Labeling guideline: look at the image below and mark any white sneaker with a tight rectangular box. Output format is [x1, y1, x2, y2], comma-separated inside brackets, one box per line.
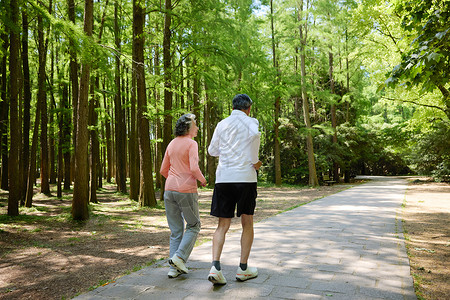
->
[169, 256, 188, 274]
[168, 268, 181, 278]
[236, 266, 258, 281]
[207, 266, 227, 285]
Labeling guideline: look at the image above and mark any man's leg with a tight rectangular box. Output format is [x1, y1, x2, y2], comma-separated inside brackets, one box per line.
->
[240, 214, 254, 264]
[208, 217, 231, 285]
[212, 217, 232, 262]
[235, 213, 258, 281]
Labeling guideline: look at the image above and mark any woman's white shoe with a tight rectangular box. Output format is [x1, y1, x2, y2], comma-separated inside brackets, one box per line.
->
[168, 268, 181, 278]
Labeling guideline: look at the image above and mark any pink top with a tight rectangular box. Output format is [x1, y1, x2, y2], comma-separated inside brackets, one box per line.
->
[160, 136, 206, 193]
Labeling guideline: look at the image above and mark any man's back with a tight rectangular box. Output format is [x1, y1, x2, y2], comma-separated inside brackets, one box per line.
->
[208, 110, 260, 183]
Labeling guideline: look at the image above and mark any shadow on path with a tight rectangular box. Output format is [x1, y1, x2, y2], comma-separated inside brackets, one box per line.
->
[76, 176, 417, 300]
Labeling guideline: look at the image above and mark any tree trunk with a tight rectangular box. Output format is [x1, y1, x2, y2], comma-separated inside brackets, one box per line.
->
[206, 90, 216, 187]
[68, 0, 78, 185]
[294, 48, 300, 121]
[72, 0, 93, 221]
[49, 43, 56, 184]
[87, 1, 109, 201]
[57, 83, 69, 198]
[129, 65, 139, 201]
[162, 0, 173, 155]
[180, 60, 185, 109]
[25, 106, 41, 207]
[122, 66, 128, 179]
[103, 80, 113, 183]
[0, 33, 8, 191]
[193, 68, 204, 172]
[161, 0, 173, 200]
[155, 104, 162, 190]
[134, 0, 157, 207]
[8, 0, 21, 216]
[270, 0, 282, 186]
[299, 0, 318, 186]
[345, 29, 350, 123]
[49, 99, 56, 184]
[114, 1, 127, 193]
[37, 13, 50, 195]
[329, 51, 339, 182]
[89, 79, 98, 203]
[63, 85, 71, 190]
[437, 85, 450, 120]
[21, 8, 32, 203]
[154, 43, 162, 191]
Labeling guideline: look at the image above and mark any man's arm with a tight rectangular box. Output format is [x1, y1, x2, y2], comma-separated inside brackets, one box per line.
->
[253, 160, 262, 170]
[249, 132, 261, 169]
[208, 125, 220, 157]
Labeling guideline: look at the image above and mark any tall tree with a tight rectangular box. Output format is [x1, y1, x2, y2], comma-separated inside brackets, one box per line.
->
[102, 80, 113, 183]
[299, 0, 319, 186]
[162, 0, 173, 155]
[88, 0, 109, 203]
[270, 0, 282, 185]
[88, 78, 99, 203]
[68, 0, 78, 185]
[329, 50, 339, 182]
[192, 66, 202, 170]
[114, 0, 127, 193]
[72, 0, 94, 220]
[7, 0, 21, 216]
[21, 5, 32, 203]
[37, 5, 51, 195]
[129, 65, 139, 201]
[0, 32, 8, 190]
[160, 0, 173, 199]
[25, 105, 41, 207]
[57, 81, 68, 198]
[153, 41, 162, 192]
[206, 91, 216, 186]
[134, 0, 157, 207]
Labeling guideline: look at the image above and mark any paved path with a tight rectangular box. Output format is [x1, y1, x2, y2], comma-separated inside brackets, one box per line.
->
[75, 176, 416, 299]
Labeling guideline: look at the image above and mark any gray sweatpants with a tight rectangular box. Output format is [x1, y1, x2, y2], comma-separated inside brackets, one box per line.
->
[164, 191, 201, 263]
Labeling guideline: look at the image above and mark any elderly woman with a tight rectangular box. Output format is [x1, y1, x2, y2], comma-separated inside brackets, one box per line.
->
[160, 113, 207, 278]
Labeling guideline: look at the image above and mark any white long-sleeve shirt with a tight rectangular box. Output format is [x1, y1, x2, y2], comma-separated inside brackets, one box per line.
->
[208, 110, 261, 183]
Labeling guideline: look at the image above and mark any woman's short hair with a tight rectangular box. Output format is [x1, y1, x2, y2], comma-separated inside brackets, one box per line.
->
[232, 94, 253, 110]
[175, 113, 196, 136]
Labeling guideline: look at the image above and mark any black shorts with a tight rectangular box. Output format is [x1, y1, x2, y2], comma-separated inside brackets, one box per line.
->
[210, 183, 257, 218]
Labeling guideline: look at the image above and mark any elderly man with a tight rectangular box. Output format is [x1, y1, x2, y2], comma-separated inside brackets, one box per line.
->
[207, 94, 262, 285]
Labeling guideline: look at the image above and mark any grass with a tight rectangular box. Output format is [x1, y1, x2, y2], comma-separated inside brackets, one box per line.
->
[257, 181, 309, 188]
[412, 273, 427, 300]
[0, 213, 69, 225]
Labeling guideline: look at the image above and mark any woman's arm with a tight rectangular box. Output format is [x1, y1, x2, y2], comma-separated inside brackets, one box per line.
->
[189, 141, 206, 185]
[160, 148, 170, 178]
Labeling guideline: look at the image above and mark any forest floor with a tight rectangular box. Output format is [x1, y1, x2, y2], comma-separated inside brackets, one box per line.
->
[0, 177, 448, 300]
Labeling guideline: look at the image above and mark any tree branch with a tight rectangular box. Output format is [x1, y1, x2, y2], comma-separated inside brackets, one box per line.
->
[381, 96, 446, 111]
[438, 85, 449, 100]
[98, 44, 142, 67]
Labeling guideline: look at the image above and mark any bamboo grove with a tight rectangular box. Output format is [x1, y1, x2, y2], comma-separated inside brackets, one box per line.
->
[1, 0, 449, 220]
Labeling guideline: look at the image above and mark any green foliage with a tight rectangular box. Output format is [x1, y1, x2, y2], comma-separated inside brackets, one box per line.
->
[386, 0, 450, 93]
[408, 121, 450, 181]
[3, 0, 448, 198]
[261, 117, 310, 184]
